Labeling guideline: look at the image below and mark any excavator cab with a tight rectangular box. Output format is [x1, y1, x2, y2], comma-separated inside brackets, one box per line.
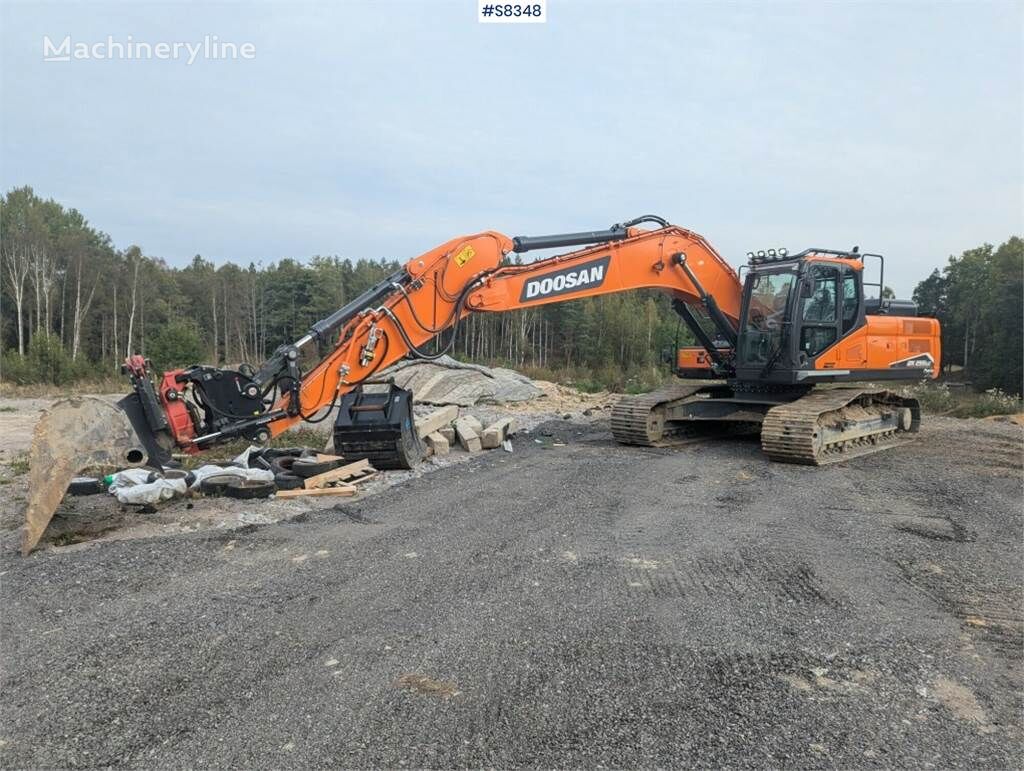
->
[732, 248, 939, 385]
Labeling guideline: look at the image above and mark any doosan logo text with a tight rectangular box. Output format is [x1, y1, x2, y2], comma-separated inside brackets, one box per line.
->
[521, 256, 610, 302]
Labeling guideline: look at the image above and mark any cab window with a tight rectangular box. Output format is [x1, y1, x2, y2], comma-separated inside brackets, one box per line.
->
[802, 266, 837, 322]
[800, 265, 838, 356]
[841, 270, 859, 333]
[738, 271, 796, 367]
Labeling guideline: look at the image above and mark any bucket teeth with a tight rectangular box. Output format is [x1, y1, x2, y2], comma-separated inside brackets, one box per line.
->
[21, 397, 151, 555]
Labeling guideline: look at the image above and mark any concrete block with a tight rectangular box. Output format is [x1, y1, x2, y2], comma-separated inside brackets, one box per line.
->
[425, 432, 450, 456]
[481, 417, 519, 449]
[439, 427, 456, 444]
[415, 405, 459, 439]
[453, 416, 482, 453]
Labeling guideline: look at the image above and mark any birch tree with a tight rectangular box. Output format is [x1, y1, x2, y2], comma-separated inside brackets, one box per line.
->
[0, 234, 30, 355]
[0, 188, 40, 355]
[125, 246, 142, 357]
[70, 252, 100, 360]
[27, 241, 56, 337]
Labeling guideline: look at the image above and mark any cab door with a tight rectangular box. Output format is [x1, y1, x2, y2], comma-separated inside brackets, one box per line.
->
[837, 265, 868, 367]
[797, 264, 841, 368]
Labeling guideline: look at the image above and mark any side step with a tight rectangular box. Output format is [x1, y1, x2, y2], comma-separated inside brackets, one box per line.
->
[333, 382, 425, 470]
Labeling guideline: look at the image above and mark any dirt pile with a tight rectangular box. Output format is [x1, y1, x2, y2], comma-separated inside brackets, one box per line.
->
[510, 380, 614, 415]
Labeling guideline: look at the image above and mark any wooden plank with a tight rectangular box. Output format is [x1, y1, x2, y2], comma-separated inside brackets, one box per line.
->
[316, 453, 345, 463]
[275, 485, 356, 498]
[303, 458, 374, 490]
[414, 405, 459, 438]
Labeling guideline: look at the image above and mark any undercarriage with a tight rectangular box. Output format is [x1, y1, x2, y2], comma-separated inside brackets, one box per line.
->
[611, 380, 921, 465]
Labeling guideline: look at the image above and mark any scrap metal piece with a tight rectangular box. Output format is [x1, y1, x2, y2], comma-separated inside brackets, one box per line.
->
[21, 397, 150, 555]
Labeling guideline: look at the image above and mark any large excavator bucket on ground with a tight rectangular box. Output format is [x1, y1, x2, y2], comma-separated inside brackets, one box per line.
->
[21, 396, 155, 555]
[332, 382, 424, 470]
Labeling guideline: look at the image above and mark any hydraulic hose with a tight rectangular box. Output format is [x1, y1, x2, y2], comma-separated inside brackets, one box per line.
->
[381, 271, 488, 361]
[299, 330, 392, 423]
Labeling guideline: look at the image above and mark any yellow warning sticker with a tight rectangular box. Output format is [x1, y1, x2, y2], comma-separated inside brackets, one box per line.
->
[454, 245, 476, 267]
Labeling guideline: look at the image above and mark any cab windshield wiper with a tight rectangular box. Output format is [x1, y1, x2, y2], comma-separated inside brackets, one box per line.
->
[759, 327, 788, 378]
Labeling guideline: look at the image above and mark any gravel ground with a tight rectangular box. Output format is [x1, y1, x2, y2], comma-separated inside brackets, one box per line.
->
[0, 415, 1021, 768]
[0, 391, 612, 550]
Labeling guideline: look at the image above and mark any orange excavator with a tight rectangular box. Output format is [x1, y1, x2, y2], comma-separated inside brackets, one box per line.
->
[22, 216, 940, 552]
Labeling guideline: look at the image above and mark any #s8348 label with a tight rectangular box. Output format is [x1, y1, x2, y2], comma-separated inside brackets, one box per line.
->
[479, 1, 546, 23]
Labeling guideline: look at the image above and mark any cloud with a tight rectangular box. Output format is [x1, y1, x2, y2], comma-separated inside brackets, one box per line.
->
[2, 0, 1021, 294]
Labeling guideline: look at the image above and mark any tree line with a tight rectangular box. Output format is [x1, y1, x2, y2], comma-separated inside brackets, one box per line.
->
[912, 236, 1022, 394]
[1, 186, 1020, 394]
[0, 187, 683, 390]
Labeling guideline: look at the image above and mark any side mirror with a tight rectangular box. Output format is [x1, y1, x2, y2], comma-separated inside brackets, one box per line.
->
[800, 282, 814, 298]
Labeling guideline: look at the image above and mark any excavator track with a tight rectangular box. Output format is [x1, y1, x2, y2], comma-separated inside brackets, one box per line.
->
[761, 387, 921, 465]
[610, 383, 715, 446]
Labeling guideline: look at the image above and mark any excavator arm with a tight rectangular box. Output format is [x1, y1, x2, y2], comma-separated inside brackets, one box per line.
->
[142, 217, 743, 455]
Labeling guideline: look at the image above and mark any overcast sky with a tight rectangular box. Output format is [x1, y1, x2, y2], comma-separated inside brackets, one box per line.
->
[1, 0, 1021, 294]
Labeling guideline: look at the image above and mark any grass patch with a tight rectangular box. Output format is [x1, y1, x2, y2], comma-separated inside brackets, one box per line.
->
[0, 406, 16, 412]
[274, 427, 330, 449]
[572, 378, 608, 394]
[7, 452, 30, 475]
[0, 376, 127, 398]
[174, 426, 330, 469]
[51, 527, 116, 547]
[175, 441, 250, 469]
[518, 363, 672, 394]
[901, 382, 1023, 418]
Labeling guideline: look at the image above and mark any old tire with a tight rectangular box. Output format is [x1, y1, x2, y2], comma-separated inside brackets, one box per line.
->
[274, 473, 304, 490]
[270, 456, 297, 475]
[290, 457, 342, 478]
[67, 477, 107, 496]
[225, 479, 276, 500]
[260, 447, 306, 460]
[249, 455, 272, 471]
[200, 473, 244, 496]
